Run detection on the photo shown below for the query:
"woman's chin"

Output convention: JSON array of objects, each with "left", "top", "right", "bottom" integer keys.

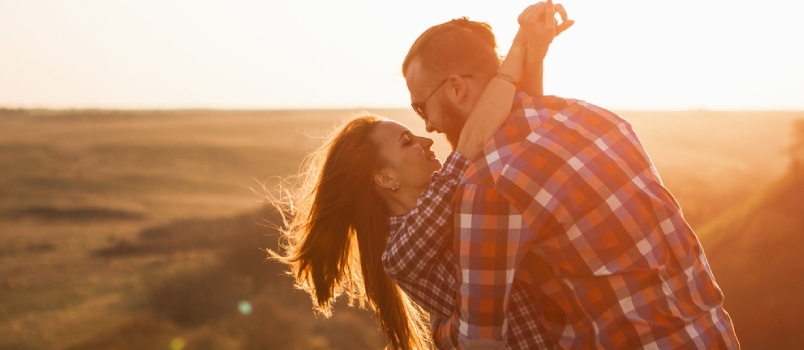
[{"left": 431, "top": 159, "right": 443, "bottom": 171}]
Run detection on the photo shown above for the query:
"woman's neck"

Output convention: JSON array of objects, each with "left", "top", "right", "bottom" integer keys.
[{"left": 384, "top": 187, "right": 424, "bottom": 217}]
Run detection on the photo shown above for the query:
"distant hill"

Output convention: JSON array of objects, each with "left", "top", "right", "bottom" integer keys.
[
  {"left": 2, "top": 110, "right": 800, "bottom": 349},
  {"left": 69, "top": 205, "right": 387, "bottom": 349},
  {"left": 699, "top": 164, "right": 804, "bottom": 349}
]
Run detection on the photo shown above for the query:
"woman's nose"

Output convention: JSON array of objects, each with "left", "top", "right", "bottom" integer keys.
[
  {"left": 425, "top": 122, "right": 435, "bottom": 133},
  {"left": 418, "top": 136, "right": 434, "bottom": 148}
]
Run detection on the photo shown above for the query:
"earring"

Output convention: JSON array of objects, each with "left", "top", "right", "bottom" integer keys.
[{"left": 392, "top": 183, "right": 399, "bottom": 192}]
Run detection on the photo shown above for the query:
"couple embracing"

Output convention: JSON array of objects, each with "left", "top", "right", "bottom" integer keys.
[{"left": 272, "top": 1, "right": 740, "bottom": 349}]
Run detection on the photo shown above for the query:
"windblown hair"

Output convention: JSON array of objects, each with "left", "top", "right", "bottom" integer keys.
[
  {"left": 270, "top": 115, "right": 430, "bottom": 349},
  {"left": 403, "top": 17, "right": 500, "bottom": 83}
]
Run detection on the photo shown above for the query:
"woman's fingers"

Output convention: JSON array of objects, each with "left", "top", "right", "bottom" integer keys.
[
  {"left": 555, "top": 19, "right": 574, "bottom": 37},
  {"left": 552, "top": 3, "right": 574, "bottom": 37},
  {"left": 544, "top": 0, "right": 555, "bottom": 24},
  {"left": 517, "top": 3, "right": 537, "bottom": 25},
  {"left": 519, "top": 3, "right": 544, "bottom": 26},
  {"left": 554, "top": 3, "right": 568, "bottom": 24},
  {"left": 522, "top": 2, "right": 552, "bottom": 38},
  {"left": 519, "top": 1, "right": 576, "bottom": 41}
]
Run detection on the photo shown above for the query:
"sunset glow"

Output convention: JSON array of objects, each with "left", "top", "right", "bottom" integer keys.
[{"left": 0, "top": 0, "right": 801, "bottom": 110}]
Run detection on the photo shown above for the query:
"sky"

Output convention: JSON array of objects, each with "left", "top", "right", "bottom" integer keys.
[{"left": 0, "top": 0, "right": 802, "bottom": 110}]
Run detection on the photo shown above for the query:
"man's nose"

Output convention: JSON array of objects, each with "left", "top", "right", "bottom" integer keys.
[{"left": 425, "top": 122, "right": 435, "bottom": 133}]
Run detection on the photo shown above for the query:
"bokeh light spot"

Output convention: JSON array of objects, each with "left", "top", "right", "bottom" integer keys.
[
  {"left": 169, "top": 337, "right": 185, "bottom": 350},
  {"left": 238, "top": 300, "right": 252, "bottom": 315}
]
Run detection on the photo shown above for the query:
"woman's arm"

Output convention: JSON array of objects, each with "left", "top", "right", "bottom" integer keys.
[
  {"left": 454, "top": 31, "right": 525, "bottom": 160},
  {"left": 456, "top": 0, "right": 572, "bottom": 160},
  {"left": 519, "top": 0, "right": 574, "bottom": 97}
]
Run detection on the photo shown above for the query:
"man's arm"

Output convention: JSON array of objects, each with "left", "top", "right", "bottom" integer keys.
[{"left": 432, "top": 183, "right": 536, "bottom": 349}]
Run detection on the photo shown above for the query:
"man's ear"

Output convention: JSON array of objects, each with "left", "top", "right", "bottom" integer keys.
[
  {"left": 374, "top": 169, "right": 397, "bottom": 191},
  {"left": 443, "top": 73, "right": 469, "bottom": 104}
]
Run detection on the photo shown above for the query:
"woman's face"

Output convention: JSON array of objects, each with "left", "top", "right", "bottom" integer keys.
[{"left": 371, "top": 120, "right": 442, "bottom": 193}]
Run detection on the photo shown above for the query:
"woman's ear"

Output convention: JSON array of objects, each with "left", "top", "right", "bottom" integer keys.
[{"left": 373, "top": 169, "right": 397, "bottom": 191}]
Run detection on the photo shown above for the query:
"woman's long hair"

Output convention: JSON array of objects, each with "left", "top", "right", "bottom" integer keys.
[{"left": 270, "top": 115, "right": 430, "bottom": 349}]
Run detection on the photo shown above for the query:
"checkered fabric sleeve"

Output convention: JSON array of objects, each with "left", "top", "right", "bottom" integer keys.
[
  {"left": 385, "top": 150, "right": 558, "bottom": 350},
  {"left": 383, "top": 152, "right": 470, "bottom": 317},
  {"left": 431, "top": 183, "right": 537, "bottom": 349}
]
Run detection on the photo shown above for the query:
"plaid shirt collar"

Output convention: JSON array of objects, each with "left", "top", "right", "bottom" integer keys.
[{"left": 387, "top": 214, "right": 405, "bottom": 233}]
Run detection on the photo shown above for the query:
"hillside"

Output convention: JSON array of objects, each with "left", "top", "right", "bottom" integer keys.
[
  {"left": 65, "top": 205, "right": 387, "bottom": 349},
  {"left": 0, "top": 109, "right": 800, "bottom": 349},
  {"left": 63, "top": 170, "right": 804, "bottom": 349},
  {"left": 699, "top": 165, "right": 804, "bottom": 349}
]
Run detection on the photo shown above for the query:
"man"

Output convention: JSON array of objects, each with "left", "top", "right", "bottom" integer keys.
[
  {"left": 384, "top": 3, "right": 571, "bottom": 349},
  {"left": 401, "top": 2, "right": 740, "bottom": 349}
]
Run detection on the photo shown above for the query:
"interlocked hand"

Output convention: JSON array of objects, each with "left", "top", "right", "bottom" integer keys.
[{"left": 515, "top": 0, "right": 574, "bottom": 62}]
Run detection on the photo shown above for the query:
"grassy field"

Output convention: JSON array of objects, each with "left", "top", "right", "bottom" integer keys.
[{"left": 0, "top": 108, "right": 802, "bottom": 349}]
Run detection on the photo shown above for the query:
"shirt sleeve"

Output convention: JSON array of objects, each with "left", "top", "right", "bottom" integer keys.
[
  {"left": 432, "top": 183, "right": 535, "bottom": 349},
  {"left": 382, "top": 152, "right": 470, "bottom": 317}
]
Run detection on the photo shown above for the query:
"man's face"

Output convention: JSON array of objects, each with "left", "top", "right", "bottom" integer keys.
[
  {"left": 405, "top": 59, "right": 467, "bottom": 150},
  {"left": 433, "top": 100, "right": 465, "bottom": 150}
]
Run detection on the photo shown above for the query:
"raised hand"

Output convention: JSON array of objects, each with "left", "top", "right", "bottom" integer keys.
[
  {"left": 515, "top": 0, "right": 574, "bottom": 96},
  {"left": 518, "top": 0, "right": 574, "bottom": 63}
]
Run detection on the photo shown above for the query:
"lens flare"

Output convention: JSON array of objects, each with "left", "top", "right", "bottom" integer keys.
[
  {"left": 169, "top": 337, "right": 185, "bottom": 350},
  {"left": 238, "top": 300, "right": 252, "bottom": 315}
]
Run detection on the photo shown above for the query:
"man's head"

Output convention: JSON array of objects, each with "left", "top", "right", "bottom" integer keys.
[{"left": 403, "top": 17, "right": 501, "bottom": 149}]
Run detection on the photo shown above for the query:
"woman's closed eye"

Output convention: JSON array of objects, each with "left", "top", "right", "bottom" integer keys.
[{"left": 400, "top": 133, "right": 413, "bottom": 146}]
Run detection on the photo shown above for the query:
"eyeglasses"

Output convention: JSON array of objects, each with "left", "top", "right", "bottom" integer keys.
[{"left": 411, "top": 74, "right": 473, "bottom": 121}]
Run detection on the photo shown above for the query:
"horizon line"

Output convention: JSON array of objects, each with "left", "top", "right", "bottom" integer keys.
[{"left": 3, "top": 106, "right": 804, "bottom": 113}]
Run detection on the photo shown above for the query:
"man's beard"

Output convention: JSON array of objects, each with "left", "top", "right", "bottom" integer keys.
[{"left": 440, "top": 101, "right": 467, "bottom": 150}]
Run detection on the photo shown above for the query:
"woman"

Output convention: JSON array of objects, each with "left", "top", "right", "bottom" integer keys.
[{"left": 271, "top": 3, "right": 570, "bottom": 349}]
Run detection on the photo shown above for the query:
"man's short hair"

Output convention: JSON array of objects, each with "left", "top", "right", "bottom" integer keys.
[{"left": 403, "top": 17, "right": 500, "bottom": 82}]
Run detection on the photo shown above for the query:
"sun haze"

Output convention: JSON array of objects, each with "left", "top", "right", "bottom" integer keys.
[{"left": 0, "top": 0, "right": 801, "bottom": 110}]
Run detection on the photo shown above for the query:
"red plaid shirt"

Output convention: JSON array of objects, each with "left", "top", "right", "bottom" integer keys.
[
  {"left": 433, "top": 93, "right": 740, "bottom": 349},
  {"left": 383, "top": 152, "right": 557, "bottom": 349}
]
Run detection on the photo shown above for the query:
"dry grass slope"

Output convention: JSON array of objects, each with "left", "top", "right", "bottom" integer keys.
[
  {"left": 699, "top": 129, "right": 804, "bottom": 350},
  {"left": 0, "top": 108, "right": 801, "bottom": 349},
  {"left": 63, "top": 206, "right": 387, "bottom": 349}
]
